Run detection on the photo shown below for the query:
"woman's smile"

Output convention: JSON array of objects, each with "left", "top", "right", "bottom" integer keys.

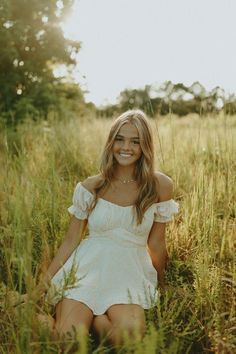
[{"left": 119, "top": 152, "right": 133, "bottom": 158}]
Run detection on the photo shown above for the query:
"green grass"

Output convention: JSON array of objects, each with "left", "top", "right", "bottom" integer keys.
[{"left": 0, "top": 113, "right": 235, "bottom": 353}]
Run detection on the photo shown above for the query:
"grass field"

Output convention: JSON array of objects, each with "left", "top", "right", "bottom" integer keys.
[{"left": 0, "top": 113, "right": 235, "bottom": 353}]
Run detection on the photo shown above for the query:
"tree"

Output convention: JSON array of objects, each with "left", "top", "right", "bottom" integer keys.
[
  {"left": 0, "top": 0, "right": 82, "bottom": 122},
  {"left": 98, "top": 80, "right": 236, "bottom": 118},
  {"left": 117, "top": 85, "right": 155, "bottom": 116}
]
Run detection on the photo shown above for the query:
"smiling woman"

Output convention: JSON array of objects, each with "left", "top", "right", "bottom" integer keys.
[{"left": 32, "top": 109, "right": 179, "bottom": 348}]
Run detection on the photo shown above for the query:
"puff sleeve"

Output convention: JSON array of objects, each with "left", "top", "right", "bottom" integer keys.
[
  {"left": 154, "top": 199, "right": 179, "bottom": 223},
  {"left": 67, "top": 182, "right": 94, "bottom": 220}
]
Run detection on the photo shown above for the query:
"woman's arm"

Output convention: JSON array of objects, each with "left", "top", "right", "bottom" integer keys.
[
  {"left": 147, "top": 172, "right": 173, "bottom": 289},
  {"left": 38, "top": 216, "right": 88, "bottom": 291},
  {"left": 147, "top": 222, "right": 168, "bottom": 289}
]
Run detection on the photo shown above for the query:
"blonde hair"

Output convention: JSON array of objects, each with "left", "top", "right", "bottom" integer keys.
[{"left": 91, "top": 109, "right": 159, "bottom": 225}]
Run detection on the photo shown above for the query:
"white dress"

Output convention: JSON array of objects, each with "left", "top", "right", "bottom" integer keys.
[{"left": 46, "top": 182, "right": 179, "bottom": 315}]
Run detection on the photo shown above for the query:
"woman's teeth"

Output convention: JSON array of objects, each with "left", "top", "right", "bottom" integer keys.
[{"left": 119, "top": 153, "right": 132, "bottom": 158}]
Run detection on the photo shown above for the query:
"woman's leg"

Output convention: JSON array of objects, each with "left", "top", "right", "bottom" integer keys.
[
  {"left": 106, "top": 304, "right": 146, "bottom": 346},
  {"left": 92, "top": 314, "right": 113, "bottom": 342},
  {"left": 37, "top": 313, "right": 55, "bottom": 332},
  {"left": 54, "top": 298, "right": 94, "bottom": 337}
]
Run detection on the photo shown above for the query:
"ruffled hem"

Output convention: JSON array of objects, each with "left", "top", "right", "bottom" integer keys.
[
  {"left": 67, "top": 205, "right": 88, "bottom": 219},
  {"left": 47, "top": 295, "right": 159, "bottom": 315},
  {"left": 68, "top": 182, "right": 94, "bottom": 219},
  {"left": 154, "top": 199, "right": 179, "bottom": 223}
]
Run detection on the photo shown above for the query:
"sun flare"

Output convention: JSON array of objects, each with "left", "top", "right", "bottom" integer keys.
[{"left": 61, "top": 2, "right": 80, "bottom": 41}]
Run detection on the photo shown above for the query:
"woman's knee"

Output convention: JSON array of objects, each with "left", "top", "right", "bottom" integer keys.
[
  {"left": 93, "top": 315, "right": 111, "bottom": 332},
  {"left": 55, "top": 298, "right": 93, "bottom": 337},
  {"left": 55, "top": 320, "right": 88, "bottom": 338},
  {"left": 106, "top": 304, "right": 146, "bottom": 343}
]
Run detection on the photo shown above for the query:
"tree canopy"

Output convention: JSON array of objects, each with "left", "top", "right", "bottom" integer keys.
[{"left": 0, "top": 0, "right": 84, "bottom": 123}]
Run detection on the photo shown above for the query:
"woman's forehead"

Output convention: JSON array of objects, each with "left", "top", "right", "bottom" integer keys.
[{"left": 117, "top": 123, "right": 139, "bottom": 138}]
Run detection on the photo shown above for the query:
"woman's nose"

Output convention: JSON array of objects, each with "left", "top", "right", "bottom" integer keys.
[{"left": 123, "top": 139, "right": 130, "bottom": 149}]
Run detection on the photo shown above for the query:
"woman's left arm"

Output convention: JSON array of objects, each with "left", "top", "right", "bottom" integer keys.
[
  {"left": 147, "top": 173, "right": 174, "bottom": 290},
  {"left": 147, "top": 222, "right": 168, "bottom": 290}
]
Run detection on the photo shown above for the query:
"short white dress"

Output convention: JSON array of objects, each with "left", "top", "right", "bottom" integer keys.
[{"left": 46, "top": 182, "right": 179, "bottom": 315}]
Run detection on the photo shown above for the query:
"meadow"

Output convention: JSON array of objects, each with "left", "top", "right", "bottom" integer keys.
[{"left": 0, "top": 113, "right": 235, "bottom": 353}]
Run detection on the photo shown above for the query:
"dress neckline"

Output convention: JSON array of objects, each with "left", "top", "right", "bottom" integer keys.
[
  {"left": 80, "top": 183, "right": 134, "bottom": 208},
  {"left": 79, "top": 182, "right": 174, "bottom": 209}
]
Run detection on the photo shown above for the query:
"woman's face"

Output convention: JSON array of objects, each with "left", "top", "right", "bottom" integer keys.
[{"left": 112, "top": 123, "right": 142, "bottom": 167}]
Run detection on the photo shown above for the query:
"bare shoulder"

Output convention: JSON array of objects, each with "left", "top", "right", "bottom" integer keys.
[
  {"left": 81, "top": 174, "right": 104, "bottom": 194},
  {"left": 154, "top": 171, "right": 173, "bottom": 202}
]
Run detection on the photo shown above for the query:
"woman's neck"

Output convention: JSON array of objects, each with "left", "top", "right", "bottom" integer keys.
[{"left": 113, "top": 165, "right": 135, "bottom": 180}]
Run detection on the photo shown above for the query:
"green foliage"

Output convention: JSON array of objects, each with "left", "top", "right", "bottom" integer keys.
[{"left": 0, "top": 0, "right": 85, "bottom": 124}]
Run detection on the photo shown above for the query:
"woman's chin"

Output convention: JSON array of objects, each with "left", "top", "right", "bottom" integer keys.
[{"left": 116, "top": 160, "right": 136, "bottom": 167}]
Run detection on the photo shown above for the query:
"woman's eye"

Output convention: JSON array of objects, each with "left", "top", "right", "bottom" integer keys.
[{"left": 114, "top": 137, "right": 139, "bottom": 144}]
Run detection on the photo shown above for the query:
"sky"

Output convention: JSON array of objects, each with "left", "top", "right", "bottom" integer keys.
[{"left": 61, "top": 0, "right": 236, "bottom": 106}]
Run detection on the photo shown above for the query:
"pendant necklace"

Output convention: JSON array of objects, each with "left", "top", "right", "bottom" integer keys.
[{"left": 115, "top": 177, "right": 136, "bottom": 184}]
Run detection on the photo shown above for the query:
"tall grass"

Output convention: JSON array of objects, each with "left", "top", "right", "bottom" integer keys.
[{"left": 0, "top": 113, "right": 235, "bottom": 353}]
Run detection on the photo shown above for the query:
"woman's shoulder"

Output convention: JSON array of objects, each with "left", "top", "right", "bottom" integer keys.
[
  {"left": 154, "top": 171, "right": 173, "bottom": 202},
  {"left": 81, "top": 174, "right": 104, "bottom": 194}
]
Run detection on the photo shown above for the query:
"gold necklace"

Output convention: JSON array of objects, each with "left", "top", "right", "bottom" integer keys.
[{"left": 115, "top": 177, "right": 136, "bottom": 184}]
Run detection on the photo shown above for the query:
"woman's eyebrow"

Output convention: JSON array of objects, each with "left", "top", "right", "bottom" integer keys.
[{"left": 116, "top": 134, "right": 140, "bottom": 139}]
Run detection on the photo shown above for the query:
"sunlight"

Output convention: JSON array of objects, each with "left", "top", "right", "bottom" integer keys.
[{"left": 60, "top": 1, "right": 80, "bottom": 41}]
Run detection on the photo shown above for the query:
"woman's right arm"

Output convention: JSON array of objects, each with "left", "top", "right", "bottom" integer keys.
[{"left": 36, "top": 216, "right": 88, "bottom": 294}]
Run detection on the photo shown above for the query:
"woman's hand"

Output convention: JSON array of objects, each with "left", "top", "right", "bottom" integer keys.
[{"left": 29, "top": 277, "right": 51, "bottom": 304}]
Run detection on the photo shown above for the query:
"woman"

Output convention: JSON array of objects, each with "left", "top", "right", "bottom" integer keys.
[{"left": 36, "top": 109, "right": 179, "bottom": 345}]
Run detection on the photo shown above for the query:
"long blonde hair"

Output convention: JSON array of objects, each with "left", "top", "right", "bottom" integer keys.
[{"left": 90, "top": 109, "right": 159, "bottom": 225}]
